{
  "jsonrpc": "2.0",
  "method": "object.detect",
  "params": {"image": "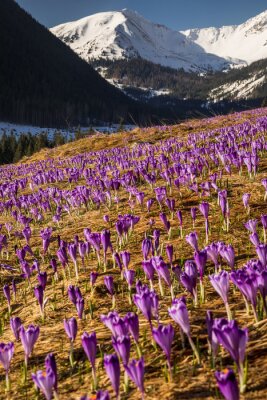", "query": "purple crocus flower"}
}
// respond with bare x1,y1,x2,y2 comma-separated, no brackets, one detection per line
257,269,267,314
120,251,131,269
78,241,87,264
81,331,97,369
81,331,97,387
104,354,120,399
0,342,14,373
20,324,40,366
32,368,55,400
68,243,79,278
152,324,174,370
0,341,14,390
206,242,220,272
199,201,209,242
213,319,248,393
249,232,260,247
125,312,139,343
94,391,110,400
112,335,131,365
242,193,250,211
153,229,160,254
88,233,101,253
40,227,53,255
124,269,135,289
22,226,31,244
168,297,190,335
10,317,22,341
194,250,207,301
34,285,45,317
194,250,207,281
68,285,82,305
244,219,258,233
168,297,200,363
215,369,239,400
166,244,174,265
133,288,159,327
76,298,85,320
185,232,199,251
146,198,154,212
180,272,197,305
159,212,171,234
125,357,145,398
90,271,98,287
50,259,57,275
57,247,68,269
156,261,172,288
199,201,210,219
115,221,124,238
103,215,110,224
176,210,183,237
220,245,235,270
142,238,152,260
209,271,231,320
104,276,114,296
165,198,175,214
113,252,122,271
63,317,78,342
37,272,47,289
100,312,128,337
45,353,58,391
64,317,78,367
142,260,155,288
112,317,130,338
256,244,267,267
